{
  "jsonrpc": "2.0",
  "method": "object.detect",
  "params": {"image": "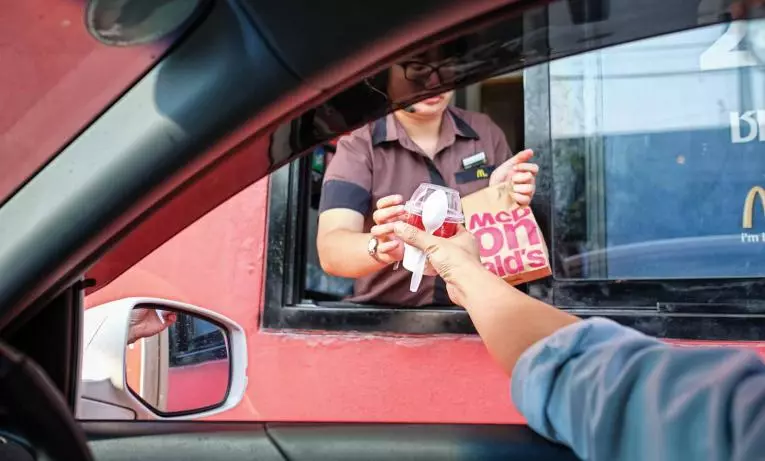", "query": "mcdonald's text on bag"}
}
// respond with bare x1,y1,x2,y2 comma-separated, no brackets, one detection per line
468,207,547,277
